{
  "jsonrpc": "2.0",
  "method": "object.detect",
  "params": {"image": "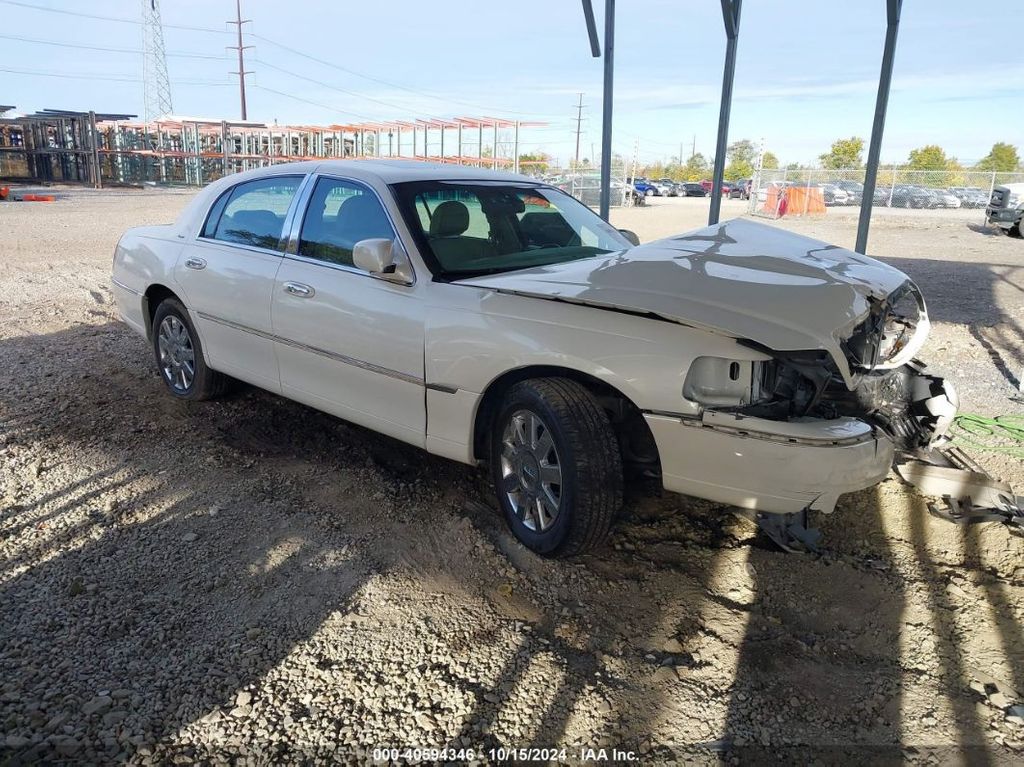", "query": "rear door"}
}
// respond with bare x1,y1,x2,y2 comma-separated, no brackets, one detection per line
175,174,305,392
270,175,426,446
